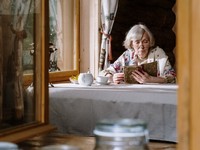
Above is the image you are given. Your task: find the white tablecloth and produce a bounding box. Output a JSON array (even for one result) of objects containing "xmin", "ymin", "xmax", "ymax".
[{"xmin": 49, "ymin": 83, "xmax": 178, "ymax": 142}]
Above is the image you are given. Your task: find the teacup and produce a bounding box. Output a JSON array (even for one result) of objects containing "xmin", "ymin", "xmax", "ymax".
[{"xmin": 96, "ymin": 76, "xmax": 109, "ymax": 84}]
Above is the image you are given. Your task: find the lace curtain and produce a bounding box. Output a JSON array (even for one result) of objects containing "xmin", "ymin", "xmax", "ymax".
[
  {"xmin": 11, "ymin": 0, "xmax": 32, "ymax": 120},
  {"xmin": 98, "ymin": 0, "xmax": 119, "ymax": 72},
  {"xmin": 0, "ymin": 0, "xmax": 33, "ymax": 121},
  {"xmin": 49, "ymin": 0, "xmax": 63, "ymax": 71}
]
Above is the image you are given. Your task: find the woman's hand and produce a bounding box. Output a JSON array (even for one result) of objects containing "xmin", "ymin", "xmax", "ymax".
[
  {"xmin": 132, "ymin": 69, "xmax": 152, "ymax": 84},
  {"xmin": 132, "ymin": 69, "xmax": 167, "ymax": 84},
  {"xmin": 113, "ymin": 73, "xmax": 124, "ymax": 84}
]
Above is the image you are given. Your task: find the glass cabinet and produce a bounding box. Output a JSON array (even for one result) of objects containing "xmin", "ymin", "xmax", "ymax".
[{"xmin": 0, "ymin": 0, "xmax": 55, "ymax": 142}]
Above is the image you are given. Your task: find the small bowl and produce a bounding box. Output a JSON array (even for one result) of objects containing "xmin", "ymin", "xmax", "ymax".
[{"xmin": 69, "ymin": 77, "xmax": 78, "ymax": 84}]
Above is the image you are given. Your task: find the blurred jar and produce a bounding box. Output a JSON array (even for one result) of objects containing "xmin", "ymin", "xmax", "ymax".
[
  {"xmin": 0, "ymin": 142, "xmax": 19, "ymax": 150},
  {"xmin": 93, "ymin": 118, "xmax": 149, "ymax": 150},
  {"xmin": 40, "ymin": 144, "xmax": 80, "ymax": 150}
]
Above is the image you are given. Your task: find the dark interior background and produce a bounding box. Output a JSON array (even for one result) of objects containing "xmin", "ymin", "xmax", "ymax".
[{"xmin": 111, "ymin": 0, "xmax": 176, "ymax": 67}]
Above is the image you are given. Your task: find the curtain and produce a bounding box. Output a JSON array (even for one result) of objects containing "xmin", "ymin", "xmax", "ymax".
[
  {"xmin": 98, "ymin": 0, "xmax": 119, "ymax": 72},
  {"xmin": 9, "ymin": 0, "xmax": 32, "ymax": 120},
  {"xmin": 49, "ymin": 0, "xmax": 62, "ymax": 71}
]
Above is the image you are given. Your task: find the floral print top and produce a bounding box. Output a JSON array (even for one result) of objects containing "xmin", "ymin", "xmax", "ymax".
[{"xmin": 99, "ymin": 46, "xmax": 176, "ymax": 83}]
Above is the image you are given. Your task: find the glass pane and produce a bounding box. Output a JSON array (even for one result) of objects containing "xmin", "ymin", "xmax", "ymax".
[
  {"xmin": 49, "ymin": 0, "xmax": 78, "ymax": 72},
  {"xmin": 0, "ymin": 0, "xmax": 41, "ymax": 131}
]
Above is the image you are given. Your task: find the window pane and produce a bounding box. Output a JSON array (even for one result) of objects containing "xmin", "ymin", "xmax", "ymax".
[
  {"xmin": 49, "ymin": 0, "xmax": 79, "ymax": 72},
  {"xmin": 0, "ymin": 0, "xmax": 42, "ymax": 131}
]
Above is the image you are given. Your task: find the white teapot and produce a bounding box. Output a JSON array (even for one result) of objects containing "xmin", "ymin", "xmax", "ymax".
[{"xmin": 78, "ymin": 71, "xmax": 94, "ymax": 86}]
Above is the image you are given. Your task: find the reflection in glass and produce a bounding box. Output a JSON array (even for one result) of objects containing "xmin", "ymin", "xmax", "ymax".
[
  {"xmin": 0, "ymin": 0, "xmax": 37, "ymax": 130},
  {"xmin": 0, "ymin": 0, "xmax": 78, "ymax": 131},
  {"xmin": 49, "ymin": 0, "xmax": 77, "ymax": 72}
]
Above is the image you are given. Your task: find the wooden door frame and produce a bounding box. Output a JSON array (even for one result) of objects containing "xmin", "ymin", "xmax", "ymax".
[
  {"xmin": 0, "ymin": 16, "xmax": 2, "ymax": 122},
  {"xmin": 177, "ymin": 0, "xmax": 200, "ymax": 150}
]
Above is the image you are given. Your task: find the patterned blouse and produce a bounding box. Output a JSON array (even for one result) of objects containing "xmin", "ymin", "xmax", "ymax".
[{"xmin": 99, "ymin": 46, "xmax": 176, "ymax": 83}]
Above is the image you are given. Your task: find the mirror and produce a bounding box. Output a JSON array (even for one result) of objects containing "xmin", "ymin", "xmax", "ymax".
[{"xmin": 0, "ymin": 0, "xmax": 54, "ymax": 142}]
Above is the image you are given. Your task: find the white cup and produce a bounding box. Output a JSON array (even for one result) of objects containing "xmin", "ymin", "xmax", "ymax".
[{"xmin": 96, "ymin": 76, "xmax": 109, "ymax": 84}]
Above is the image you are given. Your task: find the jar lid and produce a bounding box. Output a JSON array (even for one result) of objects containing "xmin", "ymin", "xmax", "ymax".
[{"xmin": 93, "ymin": 118, "xmax": 148, "ymax": 137}]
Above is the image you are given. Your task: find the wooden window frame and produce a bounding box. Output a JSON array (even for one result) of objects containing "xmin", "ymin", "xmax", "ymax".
[{"xmin": 177, "ymin": 0, "xmax": 200, "ymax": 150}]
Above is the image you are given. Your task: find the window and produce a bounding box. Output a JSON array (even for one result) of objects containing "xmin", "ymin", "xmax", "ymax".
[
  {"xmin": 48, "ymin": 0, "xmax": 80, "ymax": 83},
  {"xmin": 23, "ymin": 0, "xmax": 80, "ymax": 86},
  {"xmin": 0, "ymin": 0, "xmax": 54, "ymax": 142},
  {"xmin": 0, "ymin": 0, "xmax": 80, "ymax": 142}
]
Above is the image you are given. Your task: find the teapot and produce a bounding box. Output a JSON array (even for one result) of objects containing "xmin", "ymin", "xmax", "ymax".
[{"xmin": 78, "ymin": 71, "xmax": 94, "ymax": 86}]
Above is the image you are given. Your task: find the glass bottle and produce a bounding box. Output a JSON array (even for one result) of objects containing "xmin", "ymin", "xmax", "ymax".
[{"xmin": 93, "ymin": 118, "xmax": 149, "ymax": 150}]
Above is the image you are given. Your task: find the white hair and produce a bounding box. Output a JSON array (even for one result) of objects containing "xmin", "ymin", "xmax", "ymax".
[{"xmin": 123, "ymin": 24, "xmax": 155, "ymax": 49}]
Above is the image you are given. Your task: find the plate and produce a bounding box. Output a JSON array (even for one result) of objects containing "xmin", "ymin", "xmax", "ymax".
[{"xmin": 69, "ymin": 77, "xmax": 79, "ymax": 84}]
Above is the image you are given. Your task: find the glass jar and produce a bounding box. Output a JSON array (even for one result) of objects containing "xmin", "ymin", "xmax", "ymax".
[
  {"xmin": 40, "ymin": 144, "xmax": 80, "ymax": 150},
  {"xmin": 0, "ymin": 142, "xmax": 19, "ymax": 150},
  {"xmin": 93, "ymin": 118, "xmax": 149, "ymax": 150}
]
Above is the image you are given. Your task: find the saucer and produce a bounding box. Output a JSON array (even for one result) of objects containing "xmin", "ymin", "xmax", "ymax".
[{"xmin": 96, "ymin": 81, "xmax": 110, "ymax": 85}]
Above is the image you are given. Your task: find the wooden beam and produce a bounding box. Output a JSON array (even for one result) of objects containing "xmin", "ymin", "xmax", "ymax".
[
  {"xmin": 177, "ymin": 0, "xmax": 191, "ymax": 149},
  {"xmin": 0, "ymin": 16, "xmax": 2, "ymax": 122},
  {"xmin": 178, "ymin": 0, "xmax": 200, "ymax": 150}
]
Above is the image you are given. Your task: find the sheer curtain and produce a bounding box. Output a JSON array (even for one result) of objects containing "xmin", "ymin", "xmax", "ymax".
[
  {"xmin": 49, "ymin": 0, "xmax": 63, "ymax": 70},
  {"xmin": 9, "ymin": 0, "xmax": 32, "ymax": 120},
  {"xmin": 98, "ymin": 0, "xmax": 119, "ymax": 72}
]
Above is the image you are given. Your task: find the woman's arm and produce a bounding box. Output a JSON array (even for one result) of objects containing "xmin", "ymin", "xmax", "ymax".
[{"xmin": 99, "ymin": 51, "xmax": 128, "ymax": 76}]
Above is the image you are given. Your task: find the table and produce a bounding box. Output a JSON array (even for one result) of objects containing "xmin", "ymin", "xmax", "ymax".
[
  {"xmin": 18, "ymin": 132, "xmax": 176, "ymax": 150},
  {"xmin": 49, "ymin": 83, "xmax": 178, "ymax": 142}
]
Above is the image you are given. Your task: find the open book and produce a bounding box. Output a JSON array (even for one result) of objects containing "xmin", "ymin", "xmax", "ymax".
[{"xmin": 124, "ymin": 61, "xmax": 157, "ymax": 84}]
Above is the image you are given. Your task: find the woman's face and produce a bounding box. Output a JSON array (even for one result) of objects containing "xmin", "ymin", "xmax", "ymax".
[{"xmin": 131, "ymin": 32, "xmax": 150, "ymax": 59}]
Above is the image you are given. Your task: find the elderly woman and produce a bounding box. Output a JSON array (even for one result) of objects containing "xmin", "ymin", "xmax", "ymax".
[{"xmin": 99, "ymin": 24, "xmax": 176, "ymax": 84}]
